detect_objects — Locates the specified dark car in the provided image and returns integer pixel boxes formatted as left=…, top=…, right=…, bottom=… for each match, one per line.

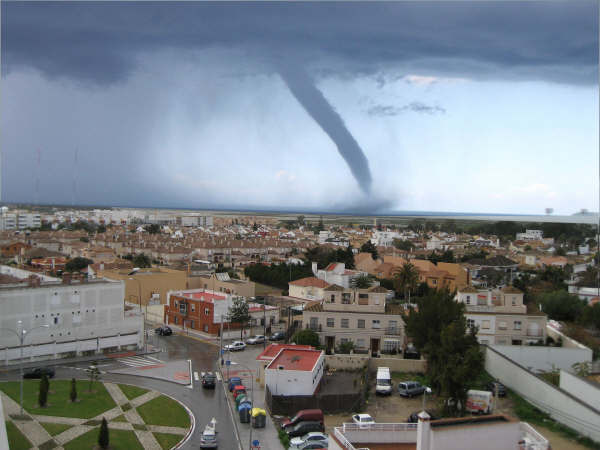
left=487, top=381, right=507, bottom=397
left=269, top=331, right=286, bottom=341
left=23, top=367, right=55, bottom=379
left=202, top=372, right=216, bottom=389
left=286, top=421, right=324, bottom=438
left=228, top=377, right=242, bottom=392
left=404, top=346, right=421, bottom=360
left=155, top=326, right=173, bottom=336
left=407, top=410, right=439, bottom=423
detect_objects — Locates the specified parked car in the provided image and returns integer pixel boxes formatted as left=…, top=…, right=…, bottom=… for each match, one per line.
left=398, top=381, right=426, bottom=398
left=486, top=381, right=506, bottom=397
left=286, top=421, right=324, bottom=438
left=375, top=367, right=393, bottom=395
left=352, top=413, right=375, bottom=428
left=404, top=346, right=420, bottom=360
left=154, top=326, right=173, bottom=336
left=225, top=341, right=246, bottom=351
left=23, top=367, right=55, bottom=379
left=246, top=335, right=265, bottom=345
left=201, top=372, right=216, bottom=389
left=228, top=377, right=242, bottom=391
left=269, top=331, right=286, bottom=341
left=281, top=409, right=324, bottom=429
left=199, top=417, right=218, bottom=449
left=289, top=432, right=328, bottom=450
left=407, top=410, right=439, bottom=423
left=298, top=444, right=327, bottom=450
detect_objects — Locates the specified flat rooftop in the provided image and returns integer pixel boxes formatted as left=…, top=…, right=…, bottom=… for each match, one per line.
left=256, top=344, right=314, bottom=361
left=266, top=348, right=322, bottom=372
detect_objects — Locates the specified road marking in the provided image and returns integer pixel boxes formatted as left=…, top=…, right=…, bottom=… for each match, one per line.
left=146, top=356, right=163, bottom=363
left=194, top=371, right=199, bottom=381
left=117, top=356, right=163, bottom=368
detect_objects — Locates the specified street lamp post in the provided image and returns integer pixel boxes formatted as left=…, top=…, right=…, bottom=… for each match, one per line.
left=231, top=360, right=255, bottom=450
left=0, top=321, right=49, bottom=415
left=422, top=386, right=432, bottom=412
left=129, top=277, right=145, bottom=351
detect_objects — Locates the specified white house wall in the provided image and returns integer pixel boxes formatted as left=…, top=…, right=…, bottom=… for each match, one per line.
left=559, top=370, right=600, bottom=409
left=489, top=345, right=592, bottom=372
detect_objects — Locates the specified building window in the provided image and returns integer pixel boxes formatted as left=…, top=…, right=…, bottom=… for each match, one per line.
left=179, top=303, right=187, bottom=314
left=482, top=320, right=490, bottom=329
left=190, top=320, right=195, bottom=329
left=174, top=316, right=178, bottom=325
left=512, top=296, right=517, bottom=306
left=357, top=338, right=366, bottom=348
left=174, top=300, right=178, bottom=307
left=466, top=295, right=471, bottom=305
left=342, top=293, right=351, bottom=304
left=310, top=317, right=319, bottom=330
left=514, top=321, right=522, bottom=330
left=340, top=338, right=349, bottom=344
left=498, top=321, right=507, bottom=330
left=191, top=304, right=195, bottom=312
left=372, top=319, right=381, bottom=329
left=341, top=319, right=349, bottom=328
left=467, top=319, right=475, bottom=329
left=205, top=308, right=210, bottom=315
left=330, top=295, right=335, bottom=303
left=327, top=318, right=334, bottom=328
left=357, top=319, right=365, bottom=329
left=358, top=294, right=368, bottom=299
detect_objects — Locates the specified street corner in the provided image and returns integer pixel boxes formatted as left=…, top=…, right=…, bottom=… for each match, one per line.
left=110, top=358, right=192, bottom=385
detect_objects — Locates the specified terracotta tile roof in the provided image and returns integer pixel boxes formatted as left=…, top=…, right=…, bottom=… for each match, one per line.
left=303, top=301, right=324, bottom=312
left=289, top=276, right=329, bottom=288
left=368, top=286, right=388, bottom=293
left=324, top=284, right=344, bottom=291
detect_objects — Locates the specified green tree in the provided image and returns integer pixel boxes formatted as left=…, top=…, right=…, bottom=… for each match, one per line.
left=393, top=239, right=414, bottom=251
left=145, top=224, right=161, bottom=234
left=360, top=240, right=379, bottom=260
left=132, top=253, right=152, bottom=268
left=291, top=329, right=320, bottom=347
left=350, top=274, right=373, bottom=289
left=97, top=224, right=107, bottom=234
left=394, top=263, right=419, bottom=301
left=70, top=378, right=77, bottom=403
left=405, top=289, right=483, bottom=413
left=38, top=374, right=49, bottom=407
left=65, top=257, right=93, bottom=272
left=537, top=290, right=585, bottom=322
left=98, top=417, right=109, bottom=449
left=79, top=236, right=89, bottom=243
left=228, top=297, right=251, bottom=339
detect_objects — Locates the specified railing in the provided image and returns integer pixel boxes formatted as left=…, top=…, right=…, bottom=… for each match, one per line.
left=466, top=305, right=496, bottom=313
left=306, top=324, right=322, bottom=332
left=384, top=327, right=402, bottom=336
left=526, top=330, right=543, bottom=337
left=519, top=422, right=550, bottom=449
left=341, top=423, right=417, bottom=432
left=334, top=427, right=356, bottom=450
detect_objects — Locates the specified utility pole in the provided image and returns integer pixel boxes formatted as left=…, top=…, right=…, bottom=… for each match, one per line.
left=263, top=298, right=266, bottom=350
left=220, top=316, right=224, bottom=366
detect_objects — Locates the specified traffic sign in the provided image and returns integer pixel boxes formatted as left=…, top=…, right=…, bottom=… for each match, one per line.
left=226, top=360, right=231, bottom=366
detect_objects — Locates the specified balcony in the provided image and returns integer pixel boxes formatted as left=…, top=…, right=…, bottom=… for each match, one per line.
left=384, top=327, right=402, bottom=336
left=306, top=323, right=322, bottom=332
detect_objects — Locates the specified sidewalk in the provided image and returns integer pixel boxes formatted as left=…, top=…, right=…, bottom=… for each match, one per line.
left=0, top=345, right=161, bottom=373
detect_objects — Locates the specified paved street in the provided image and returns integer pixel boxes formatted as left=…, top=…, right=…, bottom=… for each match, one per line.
left=0, top=332, right=241, bottom=450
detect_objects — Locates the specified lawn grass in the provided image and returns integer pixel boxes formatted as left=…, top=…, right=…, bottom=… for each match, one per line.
left=5, top=420, right=32, bottom=450
left=0, top=380, right=116, bottom=419
left=509, top=389, right=600, bottom=449
left=39, top=421, right=73, bottom=436
left=153, top=432, right=183, bottom=449
left=136, top=395, right=190, bottom=428
left=391, top=371, right=431, bottom=386
left=63, top=427, right=144, bottom=450
left=118, top=384, right=149, bottom=401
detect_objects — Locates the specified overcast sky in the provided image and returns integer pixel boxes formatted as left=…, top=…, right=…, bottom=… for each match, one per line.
left=1, top=1, right=598, bottom=215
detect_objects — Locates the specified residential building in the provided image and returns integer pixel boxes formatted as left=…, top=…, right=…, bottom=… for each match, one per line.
left=456, top=286, right=547, bottom=345
left=188, top=272, right=258, bottom=297
left=371, top=230, right=400, bottom=247
left=0, top=213, right=17, bottom=231
left=288, top=276, right=330, bottom=301
left=17, top=213, right=41, bottom=230
left=314, top=262, right=368, bottom=289
left=165, top=288, right=279, bottom=335
left=264, top=347, right=325, bottom=396
left=516, top=229, right=544, bottom=241
left=255, top=343, right=315, bottom=387
left=0, top=265, right=143, bottom=363
left=302, top=285, right=405, bottom=354
left=0, top=242, right=31, bottom=258
left=329, top=413, right=549, bottom=450
left=82, top=246, right=117, bottom=262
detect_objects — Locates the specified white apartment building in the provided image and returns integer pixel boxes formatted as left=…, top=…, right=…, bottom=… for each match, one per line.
left=265, top=347, right=325, bottom=396
left=17, top=213, right=41, bottom=230
left=516, top=229, right=544, bottom=240
left=456, top=286, right=547, bottom=346
left=313, top=262, right=368, bottom=289
left=0, top=213, right=16, bottom=231
left=0, top=266, right=143, bottom=364
left=370, top=230, right=401, bottom=247
left=302, top=285, right=405, bottom=354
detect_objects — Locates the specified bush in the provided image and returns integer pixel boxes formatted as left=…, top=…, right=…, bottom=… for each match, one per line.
left=70, top=378, right=77, bottom=403
left=337, top=341, right=354, bottom=354
left=291, top=329, right=320, bottom=347
left=277, top=428, right=290, bottom=449
left=38, top=374, right=49, bottom=407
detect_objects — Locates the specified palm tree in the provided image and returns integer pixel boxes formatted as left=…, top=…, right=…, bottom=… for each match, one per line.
left=394, top=263, right=419, bottom=302
left=350, top=274, right=373, bottom=303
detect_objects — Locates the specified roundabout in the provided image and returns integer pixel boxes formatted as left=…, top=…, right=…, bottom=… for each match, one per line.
left=1, top=379, right=193, bottom=449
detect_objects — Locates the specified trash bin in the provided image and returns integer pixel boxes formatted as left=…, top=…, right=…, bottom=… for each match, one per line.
left=239, top=402, right=252, bottom=423
left=228, top=377, right=242, bottom=392
left=235, top=394, right=248, bottom=407
left=251, top=408, right=266, bottom=428
left=233, top=385, right=247, bottom=399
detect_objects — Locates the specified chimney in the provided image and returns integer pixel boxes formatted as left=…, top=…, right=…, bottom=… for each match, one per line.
left=311, top=262, right=317, bottom=276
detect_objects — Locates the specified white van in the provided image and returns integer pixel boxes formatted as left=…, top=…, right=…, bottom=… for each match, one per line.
left=466, top=390, right=493, bottom=414
left=375, top=367, right=392, bottom=395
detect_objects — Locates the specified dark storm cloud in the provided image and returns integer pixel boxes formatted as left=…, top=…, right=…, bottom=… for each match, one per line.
left=1, top=1, right=597, bottom=85
left=367, top=102, right=446, bottom=117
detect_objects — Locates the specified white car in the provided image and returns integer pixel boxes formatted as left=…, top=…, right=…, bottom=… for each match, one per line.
left=352, top=413, right=375, bottom=428
left=289, top=432, right=328, bottom=450
left=225, top=341, right=246, bottom=351
left=246, top=335, right=265, bottom=345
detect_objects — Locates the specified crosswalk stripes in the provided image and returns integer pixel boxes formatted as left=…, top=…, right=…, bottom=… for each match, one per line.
left=117, top=355, right=164, bottom=368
